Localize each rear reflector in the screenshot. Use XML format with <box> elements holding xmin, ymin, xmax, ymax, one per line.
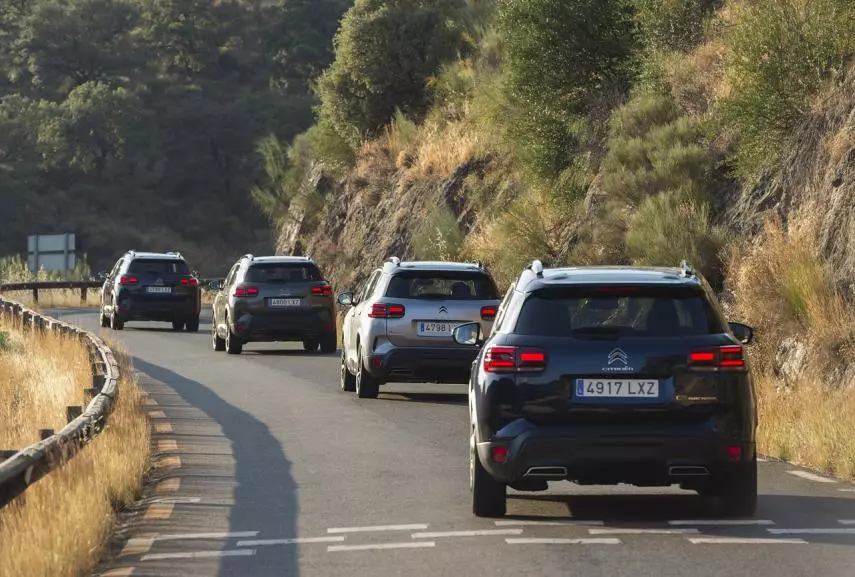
<box><xmin>234</xmin><ymin>286</ymin><xmax>259</xmax><ymax>297</ymax></box>
<box><xmin>491</xmin><ymin>446</ymin><xmax>508</xmax><ymax>464</ymax></box>
<box><xmin>480</xmin><ymin>306</ymin><xmax>498</xmax><ymax>320</ymax></box>
<box><xmin>368</xmin><ymin>303</ymin><xmax>406</xmax><ymax>318</ymax></box>
<box><xmin>118</xmin><ymin>275</ymin><xmax>138</xmax><ymax>285</ymax></box>
<box><xmin>727</xmin><ymin>446</ymin><xmax>742</xmax><ymax>462</ymax></box>
<box><xmin>689</xmin><ymin>345</ymin><xmax>746</xmax><ymax>371</ymax></box>
<box><xmin>312</xmin><ymin>284</ymin><xmax>333</xmax><ymax>297</ymax></box>
<box><xmin>371</xmin><ymin>356</ymin><xmax>382</xmax><ymax>368</ymax></box>
<box><xmin>484</xmin><ymin>346</ymin><xmax>547</xmax><ymax>373</ymax></box>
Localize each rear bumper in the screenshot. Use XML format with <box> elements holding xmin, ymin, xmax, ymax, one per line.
<box><xmin>118</xmin><ymin>296</ymin><xmax>199</xmax><ymax>321</ymax></box>
<box><xmin>233</xmin><ymin>310</ymin><xmax>334</xmax><ymax>342</ymax></box>
<box><xmin>367</xmin><ymin>347</ymin><xmax>477</xmax><ymax>383</ymax></box>
<box><xmin>478</xmin><ymin>421</ymin><xmax>754</xmax><ymax>485</ymax></box>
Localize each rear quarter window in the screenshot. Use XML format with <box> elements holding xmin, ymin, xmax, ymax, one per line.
<box><xmin>385</xmin><ymin>271</ymin><xmax>499</xmax><ymax>300</ymax></box>
<box><xmin>245</xmin><ymin>263</ymin><xmax>322</xmax><ymax>283</ymax></box>
<box><xmin>514</xmin><ymin>286</ymin><xmax>726</xmax><ymax>338</ymax></box>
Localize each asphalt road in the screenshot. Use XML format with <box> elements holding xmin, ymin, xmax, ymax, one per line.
<box><xmin>50</xmin><ymin>308</ymin><xmax>855</xmax><ymax>577</ymax></box>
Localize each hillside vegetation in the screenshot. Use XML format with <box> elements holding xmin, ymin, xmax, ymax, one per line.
<box><xmin>262</xmin><ymin>0</ymin><xmax>855</xmax><ymax>477</ymax></box>
<box><xmin>0</xmin><ymin>0</ymin><xmax>352</xmax><ymax>273</ymax></box>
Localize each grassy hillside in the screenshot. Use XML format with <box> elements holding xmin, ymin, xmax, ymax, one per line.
<box><xmin>261</xmin><ymin>0</ymin><xmax>855</xmax><ymax>477</ymax></box>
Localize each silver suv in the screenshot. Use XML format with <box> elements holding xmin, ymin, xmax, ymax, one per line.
<box><xmin>338</xmin><ymin>258</ymin><xmax>501</xmax><ymax>398</ymax></box>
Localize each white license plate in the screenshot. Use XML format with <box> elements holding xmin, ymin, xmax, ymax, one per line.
<box><xmin>417</xmin><ymin>321</ymin><xmax>457</xmax><ymax>337</ymax></box>
<box><xmin>269</xmin><ymin>298</ymin><xmax>301</xmax><ymax>307</ymax></box>
<box><xmin>576</xmin><ymin>379</ymin><xmax>659</xmax><ymax>398</ymax></box>
<box><xmin>146</xmin><ymin>286</ymin><xmax>172</xmax><ymax>294</ymax></box>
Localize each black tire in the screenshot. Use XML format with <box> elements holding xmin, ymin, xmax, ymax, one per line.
<box><xmin>718</xmin><ymin>457</ymin><xmax>758</xmax><ymax>517</ymax></box>
<box><xmin>320</xmin><ymin>331</ymin><xmax>337</xmax><ymax>354</ymax></box>
<box><xmin>99</xmin><ymin>309</ymin><xmax>109</xmax><ymax>328</ymax></box>
<box><xmin>340</xmin><ymin>348</ymin><xmax>356</xmax><ymax>392</ymax></box>
<box><xmin>111</xmin><ymin>309</ymin><xmax>124</xmax><ymax>331</ymax></box>
<box><xmin>225</xmin><ymin>319</ymin><xmax>243</xmax><ymax>355</ymax></box>
<box><xmin>172</xmin><ymin>320</ymin><xmax>184</xmax><ymax>331</ymax></box>
<box><xmin>470</xmin><ymin>426</ymin><xmax>506</xmax><ymax>517</ymax></box>
<box><xmin>303</xmin><ymin>339</ymin><xmax>319</xmax><ymax>352</ymax></box>
<box><xmin>355</xmin><ymin>345</ymin><xmax>379</xmax><ymax>399</ymax></box>
<box><xmin>212</xmin><ymin>322</ymin><xmax>226</xmax><ymax>351</ymax></box>
<box><xmin>185</xmin><ymin>317</ymin><xmax>200</xmax><ymax>332</ymax></box>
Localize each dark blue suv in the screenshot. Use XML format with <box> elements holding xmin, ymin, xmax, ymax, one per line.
<box><xmin>453</xmin><ymin>261</ymin><xmax>757</xmax><ymax>518</ymax></box>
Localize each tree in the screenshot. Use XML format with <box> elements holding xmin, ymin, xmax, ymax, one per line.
<box><xmin>316</xmin><ymin>0</ymin><xmax>469</xmax><ymax>145</ymax></box>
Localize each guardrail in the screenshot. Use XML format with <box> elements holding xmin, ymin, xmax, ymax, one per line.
<box><xmin>0</xmin><ymin>296</ymin><xmax>121</xmax><ymax>508</ymax></box>
<box><xmin>0</xmin><ymin>278</ymin><xmax>226</xmax><ymax>304</ymax></box>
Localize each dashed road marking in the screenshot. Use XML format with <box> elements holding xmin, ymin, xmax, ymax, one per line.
<box><xmin>412</xmin><ymin>529</ymin><xmax>523</xmax><ymax>539</ymax></box>
<box><xmin>141</xmin><ymin>549</ymin><xmax>255</xmax><ymax>561</ymax></box>
<box><xmin>327</xmin><ymin>523</ymin><xmax>429</xmax><ymax>534</ymax></box>
<box><xmin>154</xmin><ymin>422</ymin><xmax>173</xmax><ymax>434</ymax></box>
<box><xmin>768</xmin><ymin>528</ymin><xmax>855</xmax><ymax>535</ymax></box>
<box><xmin>155</xmin><ymin>456</ymin><xmax>181</xmax><ymax>470</ymax></box>
<box><xmin>143</xmin><ymin>504</ymin><xmax>174</xmax><ymax>521</ymax></box>
<box><xmin>786</xmin><ymin>470</ymin><xmax>838</xmax><ymax>483</ymax></box>
<box><xmin>328</xmin><ymin>542</ymin><xmax>436</xmax><ymax>553</ymax></box>
<box><xmin>589</xmin><ymin>528</ymin><xmax>700</xmax><ymax>535</ymax></box>
<box><xmin>238</xmin><ymin>536</ymin><xmax>345</xmax><ymax>547</ymax></box>
<box><xmin>119</xmin><ymin>538</ymin><xmax>154</xmax><ymax>557</ymax></box>
<box><xmin>147</xmin><ymin>410</ymin><xmax>166</xmax><ymax>419</ymax></box>
<box><xmin>102</xmin><ymin>568</ymin><xmax>136</xmax><ymax>576</ymax></box>
<box><xmin>157</xmin><ymin>439</ymin><xmax>179</xmax><ymax>452</ymax></box>
<box><xmin>149</xmin><ymin>497</ymin><xmax>201</xmax><ymax>504</ymax></box>
<box><xmin>689</xmin><ymin>537</ymin><xmax>808</xmax><ymax>545</ymax></box>
<box><xmin>669</xmin><ymin>519</ymin><xmax>775</xmax><ymax>526</ymax></box>
<box><xmin>838</xmin><ymin>520</ymin><xmax>855</xmax><ymax>525</ymax></box>
<box><xmin>145</xmin><ymin>398</ymin><xmax>158</xmax><ymax>406</ymax></box>
<box><xmin>155</xmin><ymin>478</ymin><xmax>181</xmax><ymax>493</ymax></box>
<box><xmin>152</xmin><ymin>531</ymin><xmax>259</xmax><ymax>541</ymax></box>
<box><xmin>495</xmin><ymin>519</ymin><xmax>605</xmax><ymax>527</ymax></box>
<box><xmin>506</xmin><ymin>537</ymin><xmax>621</xmax><ymax>545</ymax></box>
<box><xmin>840</xmin><ymin>489</ymin><xmax>855</xmax><ymax>493</ymax></box>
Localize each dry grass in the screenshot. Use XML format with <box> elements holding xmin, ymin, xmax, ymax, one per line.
<box><xmin>0</xmin><ymin>323</ymin><xmax>149</xmax><ymax>577</ymax></box>
<box><xmin>662</xmin><ymin>38</ymin><xmax>730</xmax><ymax>114</ymax></box>
<box><xmin>824</xmin><ymin>123</ymin><xmax>855</xmax><ymax>166</ymax></box>
<box><xmin>411</xmin><ymin>120</ymin><xmax>483</xmax><ymax>180</ymax></box>
<box><xmin>728</xmin><ymin>216</ymin><xmax>855</xmax><ymax>479</ymax></box>
<box><xmin>5</xmin><ymin>289</ymin><xmax>101</xmax><ymax>311</ymax></box>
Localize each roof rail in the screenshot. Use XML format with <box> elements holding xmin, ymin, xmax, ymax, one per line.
<box><xmin>241</xmin><ymin>253</ymin><xmax>254</xmax><ymax>261</ymax></box>
<box><xmin>472</xmin><ymin>259</ymin><xmax>485</xmax><ymax>269</ymax></box>
<box><xmin>527</xmin><ymin>259</ymin><xmax>544</xmax><ymax>278</ymax></box>
<box><xmin>165</xmin><ymin>250</ymin><xmax>182</xmax><ymax>257</ymax></box>
<box><xmin>679</xmin><ymin>260</ymin><xmax>696</xmax><ymax>277</ymax></box>
<box><xmin>387</xmin><ymin>256</ymin><xmax>401</xmax><ymax>266</ymax></box>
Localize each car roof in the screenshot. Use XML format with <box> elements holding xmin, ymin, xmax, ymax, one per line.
<box><xmin>246</xmin><ymin>255</ymin><xmax>314</xmax><ymax>264</ymax></box>
<box><xmin>518</xmin><ymin>265</ymin><xmax>704</xmax><ymax>292</ymax></box>
<box><xmin>126</xmin><ymin>251</ymin><xmax>185</xmax><ymax>261</ymax></box>
<box><xmin>383</xmin><ymin>260</ymin><xmax>487</xmax><ymax>274</ymax></box>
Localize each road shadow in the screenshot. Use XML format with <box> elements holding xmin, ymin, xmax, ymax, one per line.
<box><xmin>132</xmin><ymin>358</ymin><xmax>298</xmax><ymax>577</ymax></box>
<box><xmin>379</xmin><ymin>392</ymin><xmax>468</xmax><ymax>406</ymax></box>
<box><xmin>248</xmin><ymin>348</ymin><xmax>338</xmax><ymax>358</ymax></box>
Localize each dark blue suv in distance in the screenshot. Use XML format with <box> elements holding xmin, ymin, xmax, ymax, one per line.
<box><xmin>98</xmin><ymin>250</ymin><xmax>201</xmax><ymax>331</ymax></box>
<box><xmin>453</xmin><ymin>260</ymin><xmax>757</xmax><ymax>518</ymax></box>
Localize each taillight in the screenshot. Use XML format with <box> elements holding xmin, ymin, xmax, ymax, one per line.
<box><xmin>368</xmin><ymin>303</ymin><xmax>405</xmax><ymax>318</ymax></box>
<box><xmin>118</xmin><ymin>275</ymin><xmax>138</xmax><ymax>285</ymax></box>
<box><xmin>480</xmin><ymin>305</ymin><xmax>498</xmax><ymax>320</ymax></box>
<box><xmin>689</xmin><ymin>345</ymin><xmax>746</xmax><ymax>371</ymax></box>
<box><xmin>234</xmin><ymin>286</ymin><xmax>259</xmax><ymax>297</ymax></box>
<box><xmin>484</xmin><ymin>346</ymin><xmax>547</xmax><ymax>373</ymax></box>
<box><xmin>180</xmin><ymin>278</ymin><xmax>199</xmax><ymax>286</ymax></box>
<box><xmin>311</xmin><ymin>284</ymin><xmax>333</xmax><ymax>297</ymax></box>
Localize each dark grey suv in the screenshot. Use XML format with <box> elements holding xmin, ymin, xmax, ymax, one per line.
<box><xmin>210</xmin><ymin>255</ymin><xmax>337</xmax><ymax>355</ymax></box>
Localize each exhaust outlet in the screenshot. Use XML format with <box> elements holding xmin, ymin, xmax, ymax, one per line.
<box><xmin>524</xmin><ymin>466</ymin><xmax>568</xmax><ymax>478</ymax></box>
<box><xmin>668</xmin><ymin>465</ymin><xmax>709</xmax><ymax>476</ymax></box>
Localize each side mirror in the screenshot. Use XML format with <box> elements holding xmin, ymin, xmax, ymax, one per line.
<box><xmin>95</xmin><ymin>271</ymin><xmax>108</xmax><ymax>281</ymax></box>
<box><xmin>728</xmin><ymin>322</ymin><xmax>754</xmax><ymax>345</ymax></box>
<box><xmin>337</xmin><ymin>291</ymin><xmax>354</xmax><ymax>306</ymax></box>
<box><xmin>208</xmin><ymin>280</ymin><xmax>224</xmax><ymax>291</ymax></box>
<box><xmin>453</xmin><ymin>322</ymin><xmax>484</xmax><ymax>346</ymax></box>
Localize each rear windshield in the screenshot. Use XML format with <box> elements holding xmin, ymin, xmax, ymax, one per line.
<box><xmin>245</xmin><ymin>263</ymin><xmax>323</xmax><ymax>283</ymax></box>
<box><xmin>385</xmin><ymin>271</ymin><xmax>499</xmax><ymax>300</ymax></box>
<box><xmin>514</xmin><ymin>286</ymin><xmax>724</xmax><ymax>338</ymax></box>
<box><xmin>127</xmin><ymin>259</ymin><xmax>189</xmax><ymax>275</ymax></box>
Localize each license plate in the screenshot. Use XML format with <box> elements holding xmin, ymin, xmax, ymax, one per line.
<box><xmin>146</xmin><ymin>286</ymin><xmax>172</xmax><ymax>294</ymax></box>
<box><xmin>417</xmin><ymin>321</ymin><xmax>457</xmax><ymax>337</ymax></box>
<box><xmin>269</xmin><ymin>298</ymin><xmax>301</xmax><ymax>307</ymax></box>
<box><xmin>575</xmin><ymin>379</ymin><xmax>659</xmax><ymax>398</ymax></box>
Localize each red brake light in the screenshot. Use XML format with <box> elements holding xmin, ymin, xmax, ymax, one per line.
<box><xmin>491</xmin><ymin>446</ymin><xmax>508</xmax><ymax>463</ymax></box>
<box><xmin>480</xmin><ymin>306</ymin><xmax>498</xmax><ymax>320</ymax></box>
<box><xmin>118</xmin><ymin>275</ymin><xmax>138</xmax><ymax>285</ymax></box>
<box><xmin>484</xmin><ymin>346</ymin><xmax>546</xmax><ymax>373</ymax></box>
<box><xmin>180</xmin><ymin>278</ymin><xmax>199</xmax><ymax>286</ymax></box>
<box><xmin>312</xmin><ymin>284</ymin><xmax>333</xmax><ymax>297</ymax></box>
<box><xmin>689</xmin><ymin>345</ymin><xmax>746</xmax><ymax>371</ymax></box>
<box><xmin>368</xmin><ymin>303</ymin><xmax>405</xmax><ymax>318</ymax></box>
<box><xmin>234</xmin><ymin>286</ymin><xmax>259</xmax><ymax>297</ymax></box>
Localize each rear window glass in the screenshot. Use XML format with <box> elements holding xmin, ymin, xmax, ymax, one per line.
<box><xmin>127</xmin><ymin>259</ymin><xmax>189</xmax><ymax>275</ymax></box>
<box><xmin>385</xmin><ymin>271</ymin><xmax>499</xmax><ymax>300</ymax></box>
<box><xmin>245</xmin><ymin>263</ymin><xmax>323</xmax><ymax>283</ymax></box>
<box><xmin>514</xmin><ymin>287</ymin><xmax>724</xmax><ymax>338</ymax></box>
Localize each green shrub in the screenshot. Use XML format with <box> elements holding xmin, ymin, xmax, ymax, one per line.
<box><xmin>315</xmin><ymin>0</ymin><xmax>469</xmax><ymax>146</ymax></box>
<box><xmin>633</xmin><ymin>0</ymin><xmax>717</xmax><ymax>54</ymax></box>
<box><xmin>411</xmin><ymin>204</ymin><xmax>464</xmax><ymax>261</ymax></box>
<box><xmin>722</xmin><ymin>0</ymin><xmax>855</xmax><ymax>178</ymax></box>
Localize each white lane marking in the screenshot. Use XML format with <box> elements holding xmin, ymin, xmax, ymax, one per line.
<box><xmin>838</xmin><ymin>520</ymin><xmax>855</xmax><ymax>525</ymax></box>
<box><xmin>495</xmin><ymin>519</ymin><xmax>605</xmax><ymax>527</ymax></box>
<box><xmin>689</xmin><ymin>537</ymin><xmax>807</xmax><ymax>545</ymax></box>
<box><xmin>328</xmin><ymin>542</ymin><xmax>436</xmax><ymax>552</ymax></box>
<box><xmin>151</xmin><ymin>531</ymin><xmax>259</xmax><ymax>541</ymax></box>
<box><xmin>506</xmin><ymin>538</ymin><xmax>621</xmax><ymax>545</ymax></box>
<box><xmin>769</xmin><ymin>528</ymin><xmax>855</xmax><ymax>535</ymax></box>
<box><xmin>412</xmin><ymin>529</ymin><xmax>523</xmax><ymax>539</ymax></box>
<box><xmin>757</xmin><ymin>457</ymin><xmax>768</xmax><ymax>462</ymax></box>
<box><xmin>141</xmin><ymin>549</ymin><xmax>255</xmax><ymax>561</ymax></box>
<box><xmin>669</xmin><ymin>519</ymin><xmax>775</xmax><ymax>526</ymax></box>
<box><xmin>589</xmin><ymin>528</ymin><xmax>700</xmax><ymax>535</ymax></box>
<box><xmin>786</xmin><ymin>470</ymin><xmax>838</xmax><ymax>483</ymax></box>
<box><xmin>840</xmin><ymin>489</ymin><xmax>855</xmax><ymax>493</ymax></box>
<box><xmin>327</xmin><ymin>523</ymin><xmax>428</xmax><ymax>534</ymax></box>
<box><xmin>238</xmin><ymin>536</ymin><xmax>345</xmax><ymax>547</ymax></box>
<box><xmin>148</xmin><ymin>497</ymin><xmax>202</xmax><ymax>505</ymax></box>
